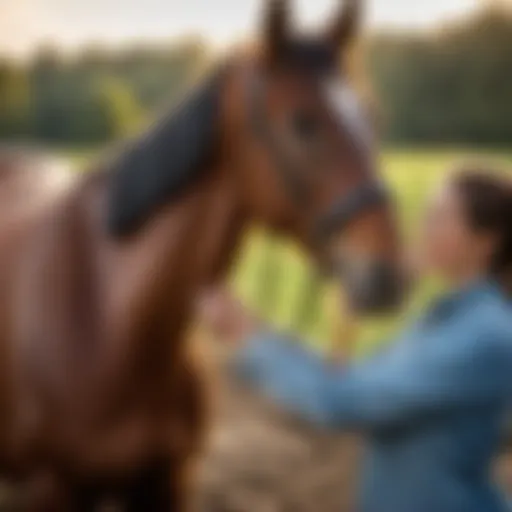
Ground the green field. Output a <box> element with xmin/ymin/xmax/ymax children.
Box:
<box><xmin>230</xmin><ymin>149</ymin><xmax>512</xmax><ymax>357</ymax></box>
<box><xmin>65</xmin><ymin>148</ymin><xmax>512</xmax><ymax>357</ymax></box>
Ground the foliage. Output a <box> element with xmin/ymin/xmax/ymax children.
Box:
<box><xmin>230</xmin><ymin>149</ymin><xmax>512</xmax><ymax>357</ymax></box>
<box><xmin>0</xmin><ymin>7</ymin><xmax>511</xmax><ymax>145</ymax></box>
<box><xmin>0</xmin><ymin>62</ymin><xmax>31</xmax><ymax>137</ymax></box>
<box><xmin>1</xmin><ymin>39</ymin><xmax>210</xmax><ymax>145</ymax></box>
<box><xmin>367</xmin><ymin>7</ymin><xmax>512</xmax><ymax>145</ymax></box>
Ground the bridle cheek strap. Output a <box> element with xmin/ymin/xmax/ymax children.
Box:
<box><xmin>248</xmin><ymin>69</ymin><xmax>310</xmax><ymax>205</ymax></box>
<box><xmin>313</xmin><ymin>181</ymin><xmax>388</xmax><ymax>243</ymax></box>
<box><xmin>246</xmin><ymin>68</ymin><xmax>388</xmax><ymax>244</ymax></box>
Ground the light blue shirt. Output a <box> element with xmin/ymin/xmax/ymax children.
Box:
<box><xmin>235</xmin><ymin>280</ymin><xmax>512</xmax><ymax>512</ymax></box>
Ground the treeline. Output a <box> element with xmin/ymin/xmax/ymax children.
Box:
<box><xmin>367</xmin><ymin>7</ymin><xmax>512</xmax><ymax>145</ymax></box>
<box><xmin>0</xmin><ymin>40</ymin><xmax>210</xmax><ymax>145</ymax></box>
<box><xmin>1</xmin><ymin>6</ymin><xmax>511</xmax><ymax>146</ymax></box>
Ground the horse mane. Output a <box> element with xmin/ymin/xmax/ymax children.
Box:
<box><xmin>105</xmin><ymin>37</ymin><xmax>365</xmax><ymax>239</ymax></box>
<box><xmin>106</xmin><ymin>67</ymin><xmax>226</xmax><ymax>238</ymax></box>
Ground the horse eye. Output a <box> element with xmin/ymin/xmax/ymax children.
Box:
<box><xmin>290</xmin><ymin>111</ymin><xmax>320</xmax><ymax>141</ymax></box>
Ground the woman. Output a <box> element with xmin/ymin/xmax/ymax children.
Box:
<box><xmin>200</xmin><ymin>167</ymin><xmax>512</xmax><ymax>512</ymax></box>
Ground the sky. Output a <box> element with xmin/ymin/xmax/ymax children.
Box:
<box><xmin>0</xmin><ymin>0</ymin><xmax>485</xmax><ymax>57</ymax></box>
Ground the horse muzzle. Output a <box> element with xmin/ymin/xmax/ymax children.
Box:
<box><xmin>333</xmin><ymin>256</ymin><xmax>407</xmax><ymax>314</ymax></box>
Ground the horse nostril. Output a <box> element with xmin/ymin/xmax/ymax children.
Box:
<box><xmin>373</xmin><ymin>263</ymin><xmax>407</xmax><ymax>309</ymax></box>
<box><xmin>343</xmin><ymin>260</ymin><xmax>406</xmax><ymax>314</ymax></box>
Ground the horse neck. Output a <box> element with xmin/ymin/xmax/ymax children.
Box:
<box><xmin>106</xmin><ymin>164</ymin><xmax>245</xmax><ymax>355</ymax></box>
<box><xmin>178</xmin><ymin>167</ymin><xmax>246</xmax><ymax>286</ymax></box>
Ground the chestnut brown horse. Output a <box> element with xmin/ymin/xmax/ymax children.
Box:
<box><xmin>0</xmin><ymin>1</ymin><xmax>404</xmax><ymax>509</ymax></box>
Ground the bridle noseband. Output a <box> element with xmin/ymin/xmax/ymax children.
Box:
<box><xmin>247</xmin><ymin>68</ymin><xmax>388</xmax><ymax>247</ymax></box>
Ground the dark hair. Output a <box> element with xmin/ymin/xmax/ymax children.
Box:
<box><xmin>451</xmin><ymin>167</ymin><xmax>512</xmax><ymax>280</ymax></box>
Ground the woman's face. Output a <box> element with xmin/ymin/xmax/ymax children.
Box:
<box><xmin>414</xmin><ymin>183</ymin><xmax>495</xmax><ymax>284</ymax></box>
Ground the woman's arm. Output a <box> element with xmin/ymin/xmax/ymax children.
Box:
<box><xmin>235</xmin><ymin>323</ymin><xmax>512</xmax><ymax>431</ymax></box>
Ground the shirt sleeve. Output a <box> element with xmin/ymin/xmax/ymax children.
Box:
<box><xmin>234</xmin><ymin>325</ymin><xmax>512</xmax><ymax>431</ymax></box>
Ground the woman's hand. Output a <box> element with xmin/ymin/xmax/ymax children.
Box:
<box><xmin>197</xmin><ymin>287</ymin><xmax>261</xmax><ymax>345</ymax></box>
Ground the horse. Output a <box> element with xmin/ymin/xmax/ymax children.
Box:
<box><xmin>0</xmin><ymin>0</ymin><xmax>405</xmax><ymax>509</ymax></box>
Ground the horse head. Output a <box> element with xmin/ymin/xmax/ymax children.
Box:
<box><xmin>108</xmin><ymin>0</ymin><xmax>406</xmax><ymax>314</ymax></box>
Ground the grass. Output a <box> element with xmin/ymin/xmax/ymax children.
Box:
<box><xmin>60</xmin><ymin>147</ymin><xmax>512</xmax><ymax>358</ymax></box>
<box><xmin>229</xmin><ymin>148</ymin><xmax>512</xmax><ymax>357</ymax></box>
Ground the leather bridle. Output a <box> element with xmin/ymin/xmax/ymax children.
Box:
<box><xmin>247</xmin><ymin>69</ymin><xmax>388</xmax><ymax>247</ymax></box>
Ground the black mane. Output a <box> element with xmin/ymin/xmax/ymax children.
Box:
<box><xmin>106</xmin><ymin>39</ymin><xmax>337</xmax><ymax>239</ymax></box>
<box><xmin>106</xmin><ymin>69</ymin><xmax>224</xmax><ymax>238</ymax></box>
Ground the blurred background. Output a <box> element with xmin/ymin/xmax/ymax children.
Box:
<box><xmin>1</xmin><ymin>1</ymin><xmax>512</xmax><ymax>509</ymax></box>
<box><xmin>1</xmin><ymin>0</ymin><xmax>512</xmax><ymax>354</ymax></box>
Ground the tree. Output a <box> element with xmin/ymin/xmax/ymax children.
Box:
<box><xmin>367</xmin><ymin>6</ymin><xmax>512</xmax><ymax>145</ymax></box>
<box><xmin>0</xmin><ymin>61</ymin><xmax>31</xmax><ymax>137</ymax></box>
<box><xmin>91</xmin><ymin>77</ymin><xmax>144</xmax><ymax>141</ymax></box>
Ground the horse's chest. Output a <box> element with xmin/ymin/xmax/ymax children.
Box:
<box><xmin>87</xmin><ymin>375</ymin><xmax>206</xmax><ymax>476</ymax></box>
<box><xmin>4</xmin><ymin>343</ymin><xmax>207</xmax><ymax>478</ymax></box>
<box><xmin>80</xmin><ymin>359</ymin><xmax>207</xmax><ymax>474</ymax></box>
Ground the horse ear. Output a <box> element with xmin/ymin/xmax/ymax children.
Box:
<box><xmin>107</xmin><ymin>71</ymin><xmax>223</xmax><ymax>237</ymax></box>
<box><xmin>326</xmin><ymin>0</ymin><xmax>362</xmax><ymax>52</ymax></box>
<box><xmin>263</xmin><ymin>0</ymin><xmax>291</xmax><ymax>64</ymax></box>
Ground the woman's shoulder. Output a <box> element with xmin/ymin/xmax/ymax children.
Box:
<box><xmin>427</xmin><ymin>282</ymin><xmax>512</xmax><ymax>356</ymax></box>
<box><xmin>460</xmin><ymin>290</ymin><xmax>512</xmax><ymax>349</ymax></box>
<box><xmin>478</xmin><ymin>284</ymin><xmax>511</xmax><ymax>322</ymax></box>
